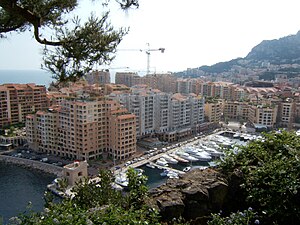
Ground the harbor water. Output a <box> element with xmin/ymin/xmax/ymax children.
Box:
<box><xmin>0</xmin><ymin>162</ymin><xmax>55</xmax><ymax>224</ymax></box>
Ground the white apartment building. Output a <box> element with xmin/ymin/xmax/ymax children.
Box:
<box><xmin>110</xmin><ymin>86</ymin><xmax>205</xmax><ymax>139</ymax></box>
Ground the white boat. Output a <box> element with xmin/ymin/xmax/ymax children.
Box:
<box><xmin>134</xmin><ymin>168</ymin><xmax>144</xmax><ymax>176</ymax></box>
<box><xmin>111</xmin><ymin>183</ymin><xmax>123</xmax><ymax>191</ymax></box>
<box><xmin>203</xmin><ymin>146</ymin><xmax>223</xmax><ymax>157</ymax></box>
<box><xmin>156</xmin><ymin>158</ymin><xmax>169</xmax><ymax>167</ymax></box>
<box><xmin>146</xmin><ymin>162</ymin><xmax>156</xmax><ymax>169</ymax></box>
<box><xmin>183</xmin><ymin>166</ymin><xmax>191</xmax><ymax>172</ymax></box>
<box><xmin>176</xmin><ymin>151</ymin><xmax>198</xmax><ymax>162</ymax></box>
<box><xmin>233</xmin><ymin>133</ymin><xmax>240</xmax><ymax>138</ymax></box>
<box><xmin>169</xmin><ymin>153</ymin><xmax>189</xmax><ymax>163</ymax></box>
<box><xmin>183</xmin><ymin>146</ymin><xmax>198</xmax><ymax>154</ymax></box>
<box><xmin>162</xmin><ymin>155</ymin><xmax>178</xmax><ymax>164</ymax></box>
<box><xmin>190</xmin><ymin>150</ymin><xmax>212</xmax><ymax>161</ymax></box>
<box><xmin>115</xmin><ymin>173</ymin><xmax>128</xmax><ymax>187</ymax></box>
<box><xmin>166</xmin><ymin>170</ymin><xmax>179</xmax><ymax>179</ymax></box>
<box><xmin>160</xmin><ymin>170</ymin><xmax>168</xmax><ymax>177</ymax></box>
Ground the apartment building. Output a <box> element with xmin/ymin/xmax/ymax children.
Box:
<box><xmin>112</xmin><ymin>85</ymin><xmax>157</xmax><ymax>137</ymax></box>
<box><xmin>277</xmin><ymin>99</ymin><xmax>295</xmax><ymax>128</ymax></box>
<box><xmin>115</xmin><ymin>72</ymin><xmax>139</xmax><ymax>87</ymax></box>
<box><xmin>143</xmin><ymin>74</ymin><xmax>177</xmax><ymax>93</ymax></box>
<box><xmin>109</xmin><ymin>108</ymin><xmax>136</xmax><ymax>160</ymax></box>
<box><xmin>248</xmin><ymin>104</ymin><xmax>278</xmax><ymax>128</ymax></box>
<box><xmin>213</xmin><ymin>82</ymin><xmax>233</xmax><ymax>100</ymax></box>
<box><xmin>110</xmin><ymin>86</ymin><xmax>205</xmax><ymax>140</ymax></box>
<box><xmin>46</xmin><ymin>92</ymin><xmax>68</xmax><ymax>106</ymax></box>
<box><xmin>204</xmin><ymin>101</ymin><xmax>222</xmax><ymax>123</ymax></box>
<box><xmin>115</xmin><ymin>72</ymin><xmax>177</xmax><ymax>93</ymax></box>
<box><xmin>104</xmin><ymin>84</ymin><xmax>130</xmax><ymax>95</ymax></box>
<box><xmin>0</xmin><ymin>83</ymin><xmax>47</xmax><ymax>128</ymax></box>
<box><xmin>201</xmin><ymin>82</ymin><xmax>214</xmax><ymax>97</ymax></box>
<box><xmin>189</xmin><ymin>79</ymin><xmax>203</xmax><ymax>96</ymax></box>
<box><xmin>231</xmin><ymin>86</ymin><xmax>246</xmax><ymax>101</ymax></box>
<box><xmin>176</xmin><ymin>79</ymin><xmax>192</xmax><ymax>94</ymax></box>
<box><xmin>85</xmin><ymin>70</ymin><xmax>110</xmax><ymax>85</ymax></box>
<box><xmin>223</xmin><ymin>101</ymin><xmax>249</xmax><ymax>121</ymax></box>
<box><xmin>26</xmin><ymin>98</ymin><xmax>136</xmax><ymax>161</ymax></box>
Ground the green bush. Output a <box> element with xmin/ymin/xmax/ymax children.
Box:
<box><xmin>208</xmin><ymin>208</ymin><xmax>259</xmax><ymax>225</ymax></box>
<box><xmin>219</xmin><ymin>130</ymin><xmax>300</xmax><ymax>224</ymax></box>
<box><xmin>17</xmin><ymin>168</ymin><xmax>161</xmax><ymax>225</ymax></box>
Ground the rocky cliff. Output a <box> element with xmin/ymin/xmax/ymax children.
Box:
<box><xmin>149</xmin><ymin>168</ymin><xmax>231</xmax><ymax>223</ymax></box>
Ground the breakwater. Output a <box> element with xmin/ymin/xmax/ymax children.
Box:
<box><xmin>0</xmin><ymin>155</ymin><xmax>63</xmax><ymax>176</ymax></box>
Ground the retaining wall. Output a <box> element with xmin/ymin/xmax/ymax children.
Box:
<box><xmin>0</xmin><ymin>155</ymin><xmax>63</xmax><ymax>176</ymax></box>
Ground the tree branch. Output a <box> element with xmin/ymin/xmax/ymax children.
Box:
<box><xmin>33</xmin><ymin>23</ymin><xmax>62</xmax><ymax>46</ymax></box>
<box><xmin>0</xmin><ymin>22</ymin><xmax>24</xmax><ymax>32</ymax></box>
<box><xmin>0</xmin><ymin>0</ymin><xmax>63</xmax><ymax>45</ymax></box>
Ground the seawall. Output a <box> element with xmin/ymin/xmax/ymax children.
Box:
<box><xmin>0</xmin><ymin>155</ymin><xmax>63</xmax><ymax>176</ymax></box>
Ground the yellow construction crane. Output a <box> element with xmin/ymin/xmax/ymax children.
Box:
<box><xmin>118</xmin><ymin>43</ymin><xmax>165</xmax><ymax>74</ymax></box>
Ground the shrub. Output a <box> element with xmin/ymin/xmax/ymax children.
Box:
<box><xmin>219</xmin><ymin>130</ymin><xmax>300</xmax><ymax>224</ymax></box>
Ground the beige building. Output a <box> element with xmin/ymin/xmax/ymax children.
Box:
<box><xmin>278</xmin><ymin>99</ymin><xmax>295</xmax><ymax>128</ymax></box>
<box><xmin>248</xmin><ymin>104</ymin><xmax>278</xmax><ymax>128</ymax></box>
<box><xmin>115</xmin><ymin>72</ymin><xmax>177</xmax><ymax>93</ymax></box>
<box><xmin>115</xmin><ymin>72</ymin><xmax>139</xmax><ymax>87</ymax></box>
<box><xmin>109</xmin><ymin>108</ymin><xmax>136</xmax><ymax>160</ymax></box>
<box><xmin>26</xmin><ymin>98</ymin><xmax>136</xmax><ymax>161</ymax></box>
<box><xmin>201</xmin><ymin>82</ymin><xmax>214</xmax><ymax>98</ymax></box>
<box><xmin>104</xmin><ymin>84</ymin><xmax>130</xmax><ymax>95</ymax></box>
<box><xmin>85</xmin><ymin>70</ymin><xmax>110</xmax><ymax>85</ymax></box>
<box><xmin>63</xmin><ymin>161</ymin><xmax>88</xmax><ymax>186</ymax></box>
<box><xmin>143</xmin><ymin>73</ymin><xmax>177</xmax><ymax>93</ymax></box>
<box><xmin>204</xmin><ymin>101</ymin><xmax>222</xmax><ymax>123</ymax></box>
<box><xmin>0</xmin><ymin>83</ymin><xmax>47</xmax><ymax>128</ymax></box>
<box><xmin>223</xmin><ymin>101</ymin><xmax>249</xmax><ymax>122</ymax></box>
<box><xmin>213</xmin><ymin>82</ymin><xmax>233</xmax><ymax>100</ymax></box>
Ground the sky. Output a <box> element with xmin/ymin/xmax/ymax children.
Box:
<box><xmin>1</xmin><ymin>0</ymin><xmax>300</xmax><ymax>75</ymax></box>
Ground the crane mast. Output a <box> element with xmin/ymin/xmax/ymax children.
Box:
<box><xmin>118</xmin><ymin>43</ymin><xmax>165</xmax><ymax>74</ymax></box>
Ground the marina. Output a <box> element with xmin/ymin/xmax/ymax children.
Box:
<box><xmin>46</xmin><ymin>130</ymin><xmax>260</xmax><ymax>197</ymax></box>
<box><xmin>113</xmin><ymin>130</ymin><xmax>257</xmax><ymax>189</ymax></box>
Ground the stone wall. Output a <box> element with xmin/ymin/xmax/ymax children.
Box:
<box><xmin>0</xmin><ymin>155</ymin><xmax>63</xmax><ymax>176</ymax></box>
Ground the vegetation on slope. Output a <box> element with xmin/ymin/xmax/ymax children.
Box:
<box><xmin>219</xmin><ymin>130</ymin><xmax>300</xmax><ymax>224</ymax></box>
<box><xmin>15</xmin><ymin>168</ymin><xmax>162</xmax><ymax>225</ymax></box>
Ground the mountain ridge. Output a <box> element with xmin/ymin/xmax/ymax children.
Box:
<box><xmin>177</xmin><ymin>30</ymin><xmax>300</xmax><ymax>76</ymax></box>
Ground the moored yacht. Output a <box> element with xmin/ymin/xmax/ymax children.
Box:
<box><xmin>176</xmin><ymin>151</ymin><xmax>198</xmax><ymax>162</ymax></box>
<box><xmin>162</xmin><ymin>154</ymin><xmax>178</xmax><ymax>164</ymax></box>
<box><xmin>156</xmin><ymin>158</ymin><xmax>169</xmax><ymax>167</ymax></box>
<box><xmin>168</xmin><ymin>153</ymin><xmax>189</xmax><ymax>163</ymax></box>
<box><xmin>146</xmin><ymin>162</ymin><xmax>156</xmax><ymax>169</ymax></box>
<box><xmin>167</xmin><ymin>170</ymin><xmax>179</xmax><ymax>179</ymax></box>
<box><xmin>115</xmin><ymin>173</ymin><xmax>128</xmax><ymax>187</ymax></box>
<box><xmin>190</xmin><ymin>150</ymin><xmax>212</xmax><ymax>161</ymax></box>
<box><xmin>203</xmin><ymin>146</ymin><xmax>223</xmax><ymax>157</ymax></box>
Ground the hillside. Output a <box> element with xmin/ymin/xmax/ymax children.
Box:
<box><xmin>176</xmin><ymin>30</ymin><xmax>300</xmax><ymax>76</ymax></box>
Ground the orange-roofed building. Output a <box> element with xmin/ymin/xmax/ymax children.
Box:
<box><xmin>26</xmin><ymin>98</ymin><xmax>136</xmax><ymax>161</ymax></box>
<box><xmin>0</xmin><ymin>83</ymin><xmax>47</xmax><ymax>128</ymax></box>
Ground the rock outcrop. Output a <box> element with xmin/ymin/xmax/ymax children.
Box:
<box><xmin>149</xmin><ymin>168</ymin><xmax>228</xmax><ymax>222</ymax></box>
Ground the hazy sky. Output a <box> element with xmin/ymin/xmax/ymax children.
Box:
<box><xmin>1</xmin><ymin>0</ymin><xmax>300</xmax><ymax>75</ymax></box>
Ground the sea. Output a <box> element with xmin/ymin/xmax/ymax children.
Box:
<box><xmin>0</xmin><ymin>162</ymin><xmax>55</xmax><ymax>224</ymax></box>
<box><xmin>0</xmin><ymin>70</ymin><xmax>54</xmax><ymax>87</ymax></box>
